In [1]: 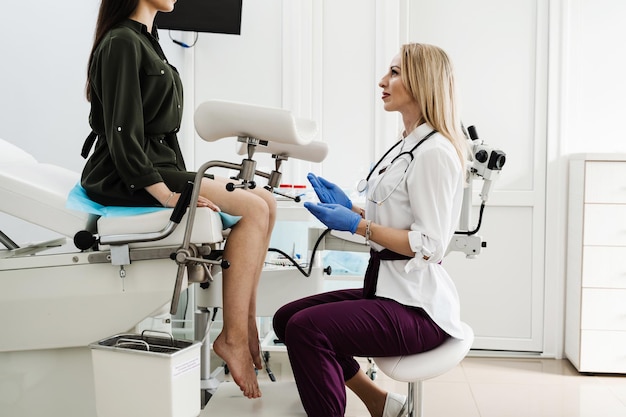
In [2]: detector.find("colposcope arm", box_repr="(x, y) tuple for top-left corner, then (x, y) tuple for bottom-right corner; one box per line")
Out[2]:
(446, 174), (487, 258)
(446, 125), (506, 258)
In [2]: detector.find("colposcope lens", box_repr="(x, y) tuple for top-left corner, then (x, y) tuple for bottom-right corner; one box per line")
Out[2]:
(488, 151), (506, 170)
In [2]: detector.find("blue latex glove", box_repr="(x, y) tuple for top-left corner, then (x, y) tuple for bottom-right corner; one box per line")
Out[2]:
(307, 173), (352, 209)
(304, 202), (361, 234)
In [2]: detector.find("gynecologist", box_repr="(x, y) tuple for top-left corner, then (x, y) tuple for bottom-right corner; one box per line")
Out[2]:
(273, 43), (470, 417)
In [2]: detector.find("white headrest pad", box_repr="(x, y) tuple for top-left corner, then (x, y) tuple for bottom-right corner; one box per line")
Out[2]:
(194, 100), (318, 146)
(0, 155), (89, 237)
(0, 138), (37, 165)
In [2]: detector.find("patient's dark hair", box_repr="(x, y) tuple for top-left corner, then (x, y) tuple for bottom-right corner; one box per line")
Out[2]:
(85, 0), (139, 101)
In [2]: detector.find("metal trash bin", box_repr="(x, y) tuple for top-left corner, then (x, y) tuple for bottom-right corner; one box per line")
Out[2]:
(90, 331), (201, 417)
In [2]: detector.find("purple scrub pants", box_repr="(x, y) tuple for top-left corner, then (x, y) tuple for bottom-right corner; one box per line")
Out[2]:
(272, 288), (449, 417)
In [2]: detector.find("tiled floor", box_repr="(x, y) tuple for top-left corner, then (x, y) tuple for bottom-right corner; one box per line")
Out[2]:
(212, 350), (626, 417)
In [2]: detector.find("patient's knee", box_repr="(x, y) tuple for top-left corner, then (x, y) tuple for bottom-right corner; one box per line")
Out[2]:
(239, 197), (271, 226)
(252, 187), (277, 215)
(265, 193), (277, 219)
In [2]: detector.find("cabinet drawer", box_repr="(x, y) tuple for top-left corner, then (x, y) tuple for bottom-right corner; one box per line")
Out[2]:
(579, 330), (626, 373)
(584, 204), (626, 246)
(581, 288), (626, 330)
(582, 246), (626, 288)
(585, 162), (626, 203)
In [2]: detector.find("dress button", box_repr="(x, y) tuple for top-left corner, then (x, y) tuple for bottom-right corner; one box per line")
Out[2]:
(160, 70), (165, 75)
(117, 126), (122, 132)
(130, 185), (135, 189)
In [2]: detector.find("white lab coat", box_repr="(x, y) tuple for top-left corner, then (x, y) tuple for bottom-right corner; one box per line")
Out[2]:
(366, 123), (465, 339)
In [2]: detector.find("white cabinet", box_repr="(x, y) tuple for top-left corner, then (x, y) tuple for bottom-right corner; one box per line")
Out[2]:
(565, 155), (626, 373)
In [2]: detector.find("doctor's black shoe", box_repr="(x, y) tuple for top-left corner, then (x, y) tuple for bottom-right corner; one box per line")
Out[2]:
(382, 392), (408, 417)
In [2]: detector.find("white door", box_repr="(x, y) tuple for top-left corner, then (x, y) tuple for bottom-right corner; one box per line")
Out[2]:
(282, 0), (548, 352)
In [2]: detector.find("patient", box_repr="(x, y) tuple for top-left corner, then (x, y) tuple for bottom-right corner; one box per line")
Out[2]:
(273, 43), (469, 417)
(81, 0), (272, 399)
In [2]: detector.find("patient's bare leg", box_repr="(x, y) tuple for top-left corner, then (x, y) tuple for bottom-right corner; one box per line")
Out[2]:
(246, 186), (277, 370)
(200, 177), (274, 399)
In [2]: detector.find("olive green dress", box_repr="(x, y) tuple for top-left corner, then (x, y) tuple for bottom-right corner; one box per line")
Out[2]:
(81, 19), (200, 207)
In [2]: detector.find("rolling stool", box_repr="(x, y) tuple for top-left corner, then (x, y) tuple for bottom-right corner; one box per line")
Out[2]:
(374, 322), (474, 417)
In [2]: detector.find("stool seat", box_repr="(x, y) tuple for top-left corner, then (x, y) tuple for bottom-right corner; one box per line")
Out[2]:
(373, 322), (474, 417)
(374, 322), (474, 382)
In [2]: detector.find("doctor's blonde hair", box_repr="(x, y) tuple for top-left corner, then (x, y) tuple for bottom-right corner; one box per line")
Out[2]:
(400, 43), (469, 170)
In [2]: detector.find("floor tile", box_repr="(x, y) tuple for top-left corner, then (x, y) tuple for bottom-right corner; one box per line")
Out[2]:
(209, 351), (626, 417)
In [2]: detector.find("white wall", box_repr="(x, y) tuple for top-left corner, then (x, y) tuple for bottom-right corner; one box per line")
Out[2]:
(564, 0), (626, 154)
(0, 1), (96, 172)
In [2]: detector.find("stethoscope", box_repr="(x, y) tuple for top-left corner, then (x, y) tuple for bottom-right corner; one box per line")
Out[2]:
(356, 130), (437, 202)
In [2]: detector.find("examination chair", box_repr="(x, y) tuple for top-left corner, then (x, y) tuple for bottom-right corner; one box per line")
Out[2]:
(0, 99), (327, 354)
(0, 137), (220, 352)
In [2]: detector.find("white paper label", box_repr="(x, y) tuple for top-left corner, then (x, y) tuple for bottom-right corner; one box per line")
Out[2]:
(172, 356), (200, 378)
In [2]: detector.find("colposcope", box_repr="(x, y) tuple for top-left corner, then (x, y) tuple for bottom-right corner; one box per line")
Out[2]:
(448, 124), (506, 258)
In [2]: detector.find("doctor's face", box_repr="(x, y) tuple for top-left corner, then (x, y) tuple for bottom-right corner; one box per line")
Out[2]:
(378, 54), (416, 115)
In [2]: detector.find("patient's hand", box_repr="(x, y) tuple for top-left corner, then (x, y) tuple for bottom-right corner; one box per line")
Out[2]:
(167, 192), (220, 211)
(196, 195), (219, 211)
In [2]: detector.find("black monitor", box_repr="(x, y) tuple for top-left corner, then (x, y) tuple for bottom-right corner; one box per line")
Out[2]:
(155, 0), (243, 35)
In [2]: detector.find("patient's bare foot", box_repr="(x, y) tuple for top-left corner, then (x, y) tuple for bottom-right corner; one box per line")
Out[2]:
(249, 320), (263, 371)
(214, 333), (261, 399)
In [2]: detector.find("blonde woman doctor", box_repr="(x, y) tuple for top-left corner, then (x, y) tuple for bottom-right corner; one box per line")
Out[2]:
(273, 43), (469, 417)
